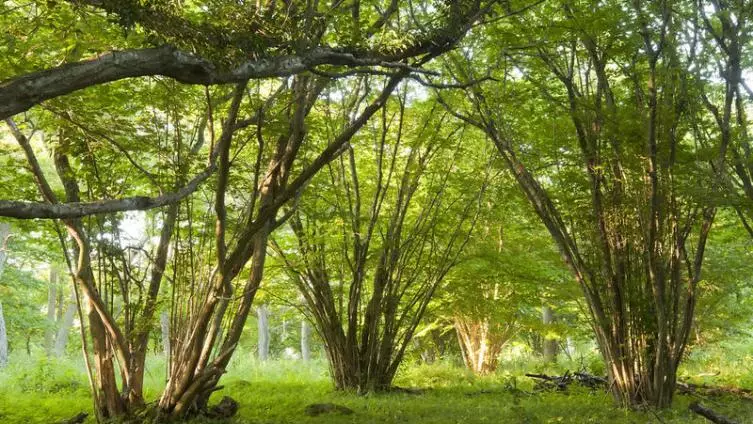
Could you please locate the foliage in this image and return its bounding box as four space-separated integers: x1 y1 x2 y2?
4 0 753 420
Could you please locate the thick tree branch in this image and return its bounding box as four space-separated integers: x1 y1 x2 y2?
0 45 432 120
1 0 496 120
0 162 215 219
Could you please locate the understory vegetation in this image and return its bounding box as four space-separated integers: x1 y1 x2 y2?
3 349 753 424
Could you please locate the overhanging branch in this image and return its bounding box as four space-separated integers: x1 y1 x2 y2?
0 161 215 219
1 44 447 120
0 116 228 219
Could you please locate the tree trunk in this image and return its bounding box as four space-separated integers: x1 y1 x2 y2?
87 299 126 419
0 302 7 367
301 320 311 361
0 223 10 367
157 66 407 419
0 223 8 273
454 316 511 375
257 305 270 361
542 306 557 362
53 293 76 357
161 311 171 359
46 267 58 356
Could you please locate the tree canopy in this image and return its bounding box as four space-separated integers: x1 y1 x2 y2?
2 0 753 422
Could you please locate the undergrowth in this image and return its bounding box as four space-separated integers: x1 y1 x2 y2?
0 350 751 423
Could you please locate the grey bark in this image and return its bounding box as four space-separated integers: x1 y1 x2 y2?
53 293 76 357
0 223 9 367
46 267 58 356
257 305 270 361
542 306 557 362
281 317 289 342
0 302 6 367
301 320 311 362
0 222 8 274
0 46 416 120
0 155 217 219
160 311 171 359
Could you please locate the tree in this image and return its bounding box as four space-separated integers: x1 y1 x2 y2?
443 0 720 407
53 291 77 358
0 302 6 368
271 96 487 391
439 177 571 374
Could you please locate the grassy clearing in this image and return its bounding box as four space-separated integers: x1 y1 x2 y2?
1 353 752 423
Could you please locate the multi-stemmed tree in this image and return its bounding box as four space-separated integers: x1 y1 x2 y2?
271 98 487 391
442 0 721 407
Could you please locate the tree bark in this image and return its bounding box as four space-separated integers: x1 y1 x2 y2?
46 267 58 356
257 305 270 361
53 293 76 357
301 320 311 361
161 311 171 359
0 223 10 367
542 306 557 363
0 302 7 367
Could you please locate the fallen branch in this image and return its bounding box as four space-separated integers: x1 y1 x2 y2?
526 371 570 391
689 401 739 424
525 370 607 392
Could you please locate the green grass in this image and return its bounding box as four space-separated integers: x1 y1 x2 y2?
1 353 752 423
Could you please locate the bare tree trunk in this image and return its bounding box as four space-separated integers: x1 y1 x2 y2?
161 311 171 359
542 306 557 363
0 223 9 367
257 305 269 361
0 222 8 271
53 292 76 357
301 320 311 361
0 302 7 367
46 267 58 356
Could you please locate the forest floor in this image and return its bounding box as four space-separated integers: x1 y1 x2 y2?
1 347 753 423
